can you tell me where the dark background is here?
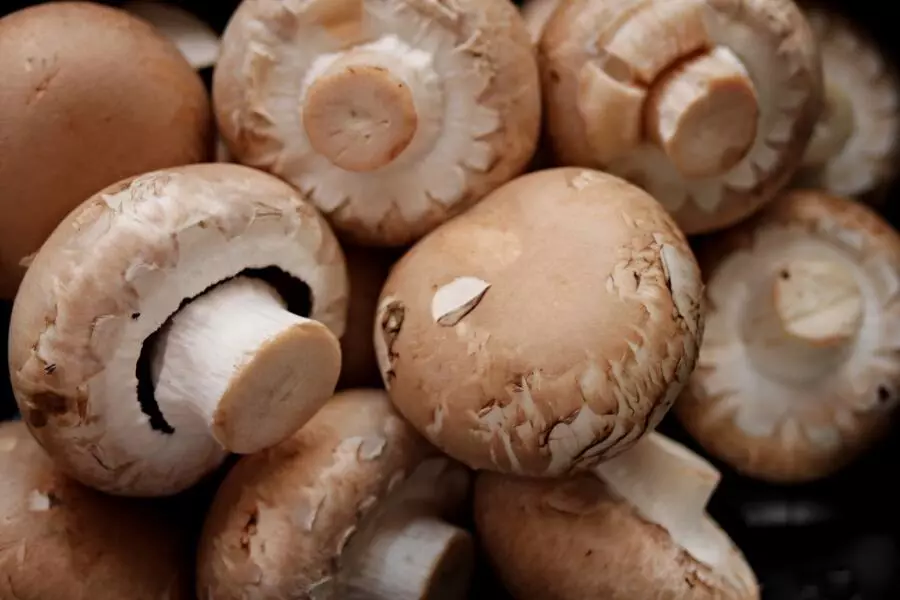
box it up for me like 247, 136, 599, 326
2, 1, 900, 599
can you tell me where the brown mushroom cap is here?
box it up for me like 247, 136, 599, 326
538, 0, 822, 234
375, 168, 704, 477
474, 432, 758, 600
213, 0, 541, 247
793, 7, 900, 202
0, 421, 193, 599
0, 1, 214, 299
676, 189, 900, 482
8, 163, 348, 496
197, 388, 473, 600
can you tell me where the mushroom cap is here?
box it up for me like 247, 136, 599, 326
196, 388, 465, 599
539, 0, 822, 234
213, 0, 541, 246
0, 1, 214, 299
375, 167, 704, 476
793, 7, 900, 202
676, 189, 900, 482
8, 163, 348, 496
473, 467, 758, 600
123, 0, 222, 70
0, 421, 193, 600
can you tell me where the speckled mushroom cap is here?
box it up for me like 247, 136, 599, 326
793, 7, 900, 202
196, 388, 472, 600
676, 189, 900, 483
474, 432, 759, 600
213, 0, 541, 247
538, 0, 822, 234
8, 163, 348, 496
0, 421, 193, 600
375, 167, 705, 476
0, 1, 213, 299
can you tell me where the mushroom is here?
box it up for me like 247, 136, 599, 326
675, 189, 900, 483
521, 0, 561, 44
8, 163, 348, 496
196, 388, 474, 600
0, 420, 194, 599
123, 1, 222, 71
213, 0, 541, 247
792, 7, 900, 203
0, 1, 214, 299
375, 167, 705, 476
538, 0, 822, 234
474, 432, 759, 599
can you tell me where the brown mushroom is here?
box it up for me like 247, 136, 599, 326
122, 1, 221, 71
375, 167, 705, 476
213, 0, 541, 246
197, 388, 474, 600
793, 7, 900, 203
474, 432, 759, 599
8, 163, 348, 496
676, 189, 900, 482
0, 1, 214, 299
0, 420, 194, 599
538, 0, 822, 234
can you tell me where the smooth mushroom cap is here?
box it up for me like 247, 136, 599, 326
474, 432, 758, 600
0, 1, 214, 299
793, 7, 900, 202
213, 0, 541, 246
676, 189, 900, 483
539, 0, 822, 234
375, 167, 705, 477
8, 163, 348, 496
197, 388, 473, 600
122, 0, 222, 70
0, 421, 193, 600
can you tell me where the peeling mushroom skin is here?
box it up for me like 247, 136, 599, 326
0, 2, 214, 299
213, 0, 541, 247
539, 0, 822, 234
792, 7, 900, 203
376, 168, 705, 477
0, 421, 193, 600
8, 164, 348, 496
474, 433, 759, 599
197, 388, 474, 600
676, 189, 900, 483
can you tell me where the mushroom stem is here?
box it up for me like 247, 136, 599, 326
802, 81, 856, 167
150, 276, 341, 454
743, 259, 863, 383
645, 46, 759, 179
302, 36, 442, 173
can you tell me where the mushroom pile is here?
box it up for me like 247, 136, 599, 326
2, 0, 900, 598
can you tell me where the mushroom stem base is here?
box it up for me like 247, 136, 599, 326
150, 276, 341, 454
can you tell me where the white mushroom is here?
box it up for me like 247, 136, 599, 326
213, 0, 541, 246
538, 0, 823, 234
676, 189, 900, 482
8, 164, 348, 496
475, 432, 759, 599
122, 1, 221, 70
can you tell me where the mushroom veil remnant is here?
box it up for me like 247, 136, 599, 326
538, 0, 822, 234
475, 432, 759, 599
676, 189, 900, 483
8, 164, 348, 496
213, 0, 541, 247
793, 7, 900, 202
375, 168, 705, 477
197, 388, 474, 600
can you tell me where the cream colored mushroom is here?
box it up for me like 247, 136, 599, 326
8, 164, 348, 496
197, 388, 474, 600
793, 7, 900, 202
538, 0, 822, 234
475, 432, 759, 599
676, 189, 900, 483
0, 421, 194, 599
122, 1, 221, 70
213, 0, 541, 246
375, 168, 705, 476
